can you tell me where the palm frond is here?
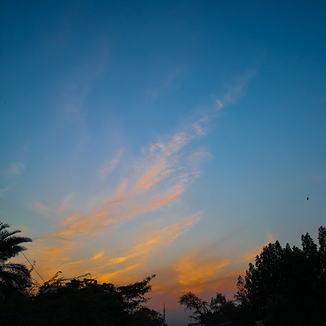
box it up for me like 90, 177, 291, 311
0, 221, 32, 297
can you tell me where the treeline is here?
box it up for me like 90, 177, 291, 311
179, 226, 326, 326
2, 221, 326, 326
0, 222, 163, 326
2, 273, 163, 326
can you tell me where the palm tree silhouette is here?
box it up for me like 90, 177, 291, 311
0, 222, 32, 298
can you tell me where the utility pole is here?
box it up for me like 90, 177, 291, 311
162, 302, 167, 326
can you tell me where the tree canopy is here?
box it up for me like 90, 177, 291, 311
178, 291, 240, 326
235, 226, 326, 325
2, 271, 163, 326
0, 222, 163, 326
179, 226, 326, 326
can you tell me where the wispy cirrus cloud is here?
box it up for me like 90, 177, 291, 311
32, 193, 75, 218
100, 150, 124, 180
24, 69, 258, 290
56, 117, 211, 238
32, 202, 56, 218
1, 162, 25, 177
23, 116, 210, 282
25, 214, 201, 283
216, 99, 223, 110
193, 116, 209, 136
96, 215, 202, 284
215, 69, 256, 109
57, 185, 184, 237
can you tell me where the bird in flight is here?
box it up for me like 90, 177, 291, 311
307, 197, 309, 200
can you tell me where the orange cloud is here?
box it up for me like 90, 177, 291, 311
175, 254, 229, 290
137, 169, 160, 189
141, 186, 182, 211
149, 271, 240, 311
57, 184, 184, 237
101, 214, 202, 270
92, 216, 201, 284
24, 213, 201, 285
97, 264, 140, 284
105, 255, 135, 266
91, 250, 105, 260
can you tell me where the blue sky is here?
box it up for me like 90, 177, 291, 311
1, 1, 326, 324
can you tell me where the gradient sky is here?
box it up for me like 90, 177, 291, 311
1, 1, 326, 325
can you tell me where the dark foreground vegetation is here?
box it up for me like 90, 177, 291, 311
0, 222, 163, 326
179, 226, 326, 326
1, 221, 326, 326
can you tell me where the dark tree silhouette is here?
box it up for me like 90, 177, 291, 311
179, 291, 238, 326
3, 271, 162, 326
132, 307, 164, 326
0, 222, 163, 326
0, 221, 32, 298
235, 226, 326, 326
179, 291, 210, 324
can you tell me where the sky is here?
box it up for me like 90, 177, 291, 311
1, 1, 326, 324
